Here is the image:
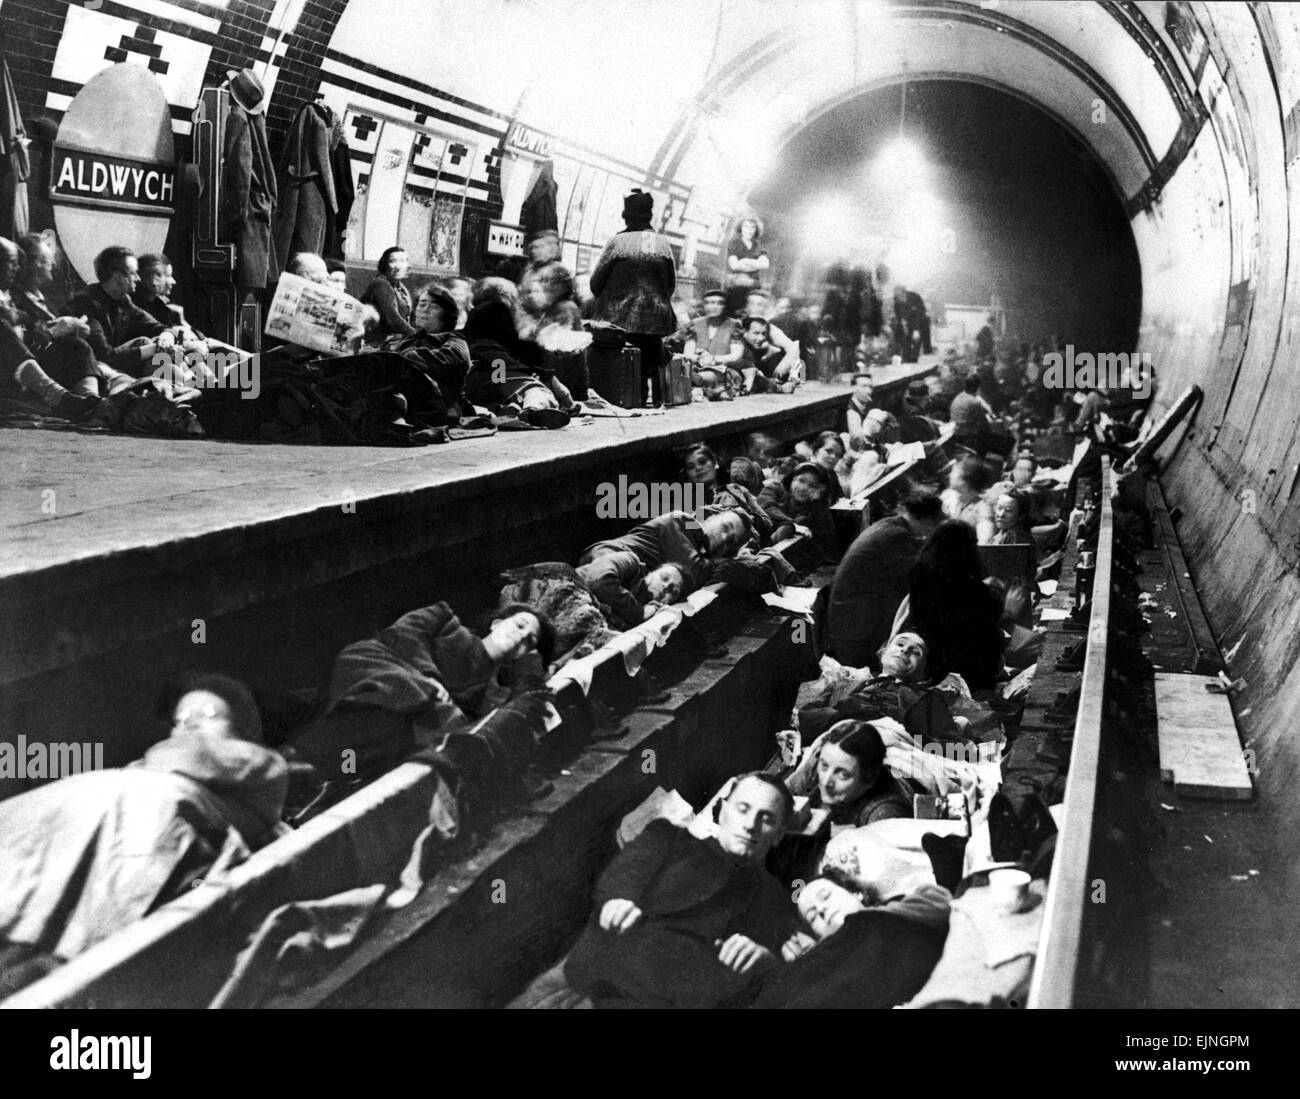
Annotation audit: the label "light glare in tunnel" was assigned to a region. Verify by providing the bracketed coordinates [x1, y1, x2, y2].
[799, 194, 865, 260]
[870, 135, 928, 186]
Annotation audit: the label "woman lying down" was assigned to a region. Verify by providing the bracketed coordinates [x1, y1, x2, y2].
[756, 845, 953, 1009]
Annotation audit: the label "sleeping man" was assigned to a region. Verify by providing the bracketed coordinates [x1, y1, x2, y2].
[565, 772, 801, 1008]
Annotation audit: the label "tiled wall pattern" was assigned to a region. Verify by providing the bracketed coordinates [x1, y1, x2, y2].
[0, 0, 697, 275]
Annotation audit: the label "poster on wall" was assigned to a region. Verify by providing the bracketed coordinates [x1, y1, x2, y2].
[429, 195, 463, 269]
[343, 109, 471, 271]
[363, 121, 415, 262]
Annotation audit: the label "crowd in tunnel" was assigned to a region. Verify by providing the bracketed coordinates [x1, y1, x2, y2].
[5, 0, 1298, 1018]
[0, 282, 1150, 1004]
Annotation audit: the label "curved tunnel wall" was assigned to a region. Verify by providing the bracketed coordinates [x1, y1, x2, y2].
[2, 0, 1298, 852]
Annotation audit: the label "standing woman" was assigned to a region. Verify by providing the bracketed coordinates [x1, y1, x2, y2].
[724, 216, 770, 317]
[362, 246, 416, 341]
[589, 189, 677, 407]
[941, 454, 996, 543]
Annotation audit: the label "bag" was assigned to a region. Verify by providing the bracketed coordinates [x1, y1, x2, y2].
[104, 378, 204, 438]
[584, 320, 628, 348]
[661, 354, 693, 407]
[585, 344, 641, 409]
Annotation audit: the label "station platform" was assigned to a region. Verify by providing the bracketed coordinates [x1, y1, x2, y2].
[0, 361, 937, 778]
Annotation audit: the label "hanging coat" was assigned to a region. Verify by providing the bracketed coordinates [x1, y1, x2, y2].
[275, 102, 337, 267]
[222, 104, 279, 291]
[0, 51, 30, 240]
[163, 159, 205, 327]
[520, 158, 558, 237]
[324, 116, 355, 260]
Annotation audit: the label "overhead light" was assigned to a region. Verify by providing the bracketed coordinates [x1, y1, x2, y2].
[800, 194, 862, 259]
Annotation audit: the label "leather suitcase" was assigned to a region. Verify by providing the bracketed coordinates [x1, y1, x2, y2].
[661, 354, 694, 407]
[586, 344, 642, 408]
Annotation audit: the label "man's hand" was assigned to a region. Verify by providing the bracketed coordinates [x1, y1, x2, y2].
[642, 603, 662, 620]
[155, 330, 176, 352]
[781, 931, 817, 962]
[599, 898, 643, 934]
[716, 934, 775, 974]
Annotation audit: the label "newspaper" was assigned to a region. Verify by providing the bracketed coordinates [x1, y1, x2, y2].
[264, 272, 368, 355]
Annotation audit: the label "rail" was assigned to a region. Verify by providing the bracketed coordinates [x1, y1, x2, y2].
[1027, 458, 1113, 1008]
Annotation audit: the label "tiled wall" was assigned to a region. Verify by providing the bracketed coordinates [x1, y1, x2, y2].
[0, 0, 703, 280]
[0, 0, 343, 147]
[0, 0, 519, 275]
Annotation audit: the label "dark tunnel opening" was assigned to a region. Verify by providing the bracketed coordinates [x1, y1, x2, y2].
[749, 80, 1142, 357]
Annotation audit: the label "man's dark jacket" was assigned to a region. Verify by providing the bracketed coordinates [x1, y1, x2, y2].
[566, 819, 798, 1008]
[828, 515, 923, 667]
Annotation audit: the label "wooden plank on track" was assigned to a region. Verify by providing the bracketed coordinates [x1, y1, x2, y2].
[1155, 672, 1253, 800]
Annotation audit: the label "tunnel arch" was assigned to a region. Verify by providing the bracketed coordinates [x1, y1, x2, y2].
[744, 76, 1144, 356]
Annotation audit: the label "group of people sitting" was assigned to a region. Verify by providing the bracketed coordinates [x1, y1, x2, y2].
[0, 236, 227, 425]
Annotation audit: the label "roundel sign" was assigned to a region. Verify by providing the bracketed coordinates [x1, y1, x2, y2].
[51, 64, 175, 284]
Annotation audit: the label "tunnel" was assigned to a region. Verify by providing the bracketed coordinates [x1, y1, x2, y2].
[0, 0, 1297, 1023]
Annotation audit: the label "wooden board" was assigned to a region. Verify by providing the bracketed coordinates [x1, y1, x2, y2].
[1155, 672, 1253, 800]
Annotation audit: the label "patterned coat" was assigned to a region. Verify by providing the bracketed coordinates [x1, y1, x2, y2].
[589, 225, 677, 335]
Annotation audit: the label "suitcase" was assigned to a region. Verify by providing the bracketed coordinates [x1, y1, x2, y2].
[586, 344, 642, 409]
[661, 354, 694, 407]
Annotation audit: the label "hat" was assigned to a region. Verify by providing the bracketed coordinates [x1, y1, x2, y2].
[524, 227, 559, 246]
[906, 379, 929, 401]
[226, 68, 266, 114]
[622, 189, 654, 221]
[785, 461, 832, 492]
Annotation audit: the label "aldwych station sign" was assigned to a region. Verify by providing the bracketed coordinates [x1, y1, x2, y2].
[50, 63, 176, 284]
[51, 147, 176, 212]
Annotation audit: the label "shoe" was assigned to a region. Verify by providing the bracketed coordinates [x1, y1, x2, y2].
[922, 832, 969, 892]
[51, 392, 102, 422]
[494, 414, 535, 431]
[1055, 642, 1086, 671]
[1019, 793, 1058, 858]
[521, 406, 571, 429]
[987, 792, 1026, 863]
[437, 730, 496, 784]
[1043, 686, 1081, 725]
